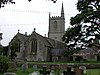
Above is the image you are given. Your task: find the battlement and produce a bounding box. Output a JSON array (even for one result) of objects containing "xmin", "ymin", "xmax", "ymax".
[{"xmin": 50, "ymin": 16, "xmax": 64, "ymax": 20}]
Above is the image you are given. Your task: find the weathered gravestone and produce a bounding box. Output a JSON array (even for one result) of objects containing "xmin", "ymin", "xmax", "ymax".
[
  {"xmin": 74, "ymin": 67, "xmax": 83, "ymax": 75},
  {"xmin": 50, "ymin": 65, "xmax": 59, "ymax": 75},
  {"xmin": 79, "ymin": 66, "xmax": 86, "ymax": 74},
  {"xmin": 21, "ymin": 63, "xmax": 28, "ymax": 72},
  {"xmin": 63, "ymin": 67, "xmax": 75, "ymax": 75},
  {"xmin": 40, "ymin": 66, "xmax": 50, "ymax": 75},
  {"xmin": 50, "ymin": 70, "xmax": 55, "ymax": 75},
  {"xmin": 33, "ymin": 65, "xmax": 37, "ymax": 70}
]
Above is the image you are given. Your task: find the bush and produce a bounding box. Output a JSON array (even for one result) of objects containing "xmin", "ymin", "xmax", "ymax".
[{"xmin": 0, "ymin": 55, "xmax": 9, "ymax": 74}]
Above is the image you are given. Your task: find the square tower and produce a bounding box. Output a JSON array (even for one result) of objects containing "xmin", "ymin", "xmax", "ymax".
[{"xmin": 48, "ymin": 3, "xmax": 65, "ymax": 42}]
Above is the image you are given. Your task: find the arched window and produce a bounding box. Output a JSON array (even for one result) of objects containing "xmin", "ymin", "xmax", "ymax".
[
  {"xmin": 17, "ymin": 40, "xmax": 20, "ymax": 52},
  {"xmin": 31, "ymin": 38, "xmax": 37, "ymax": 54},
  {"xmin": 11, "ymin": 39, "xmax": 20, "ymax": 52},
  {"xmin": 54, "ymin": 21, "xmax": 57, "ymax": 31}
]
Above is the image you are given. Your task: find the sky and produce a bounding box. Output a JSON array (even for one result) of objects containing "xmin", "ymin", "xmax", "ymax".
[{"xmin": 0, "ymin": 0, "xmax": 78, "ymax": 46}]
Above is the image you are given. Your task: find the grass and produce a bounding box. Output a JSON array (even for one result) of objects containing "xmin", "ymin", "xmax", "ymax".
[
  {"xmin": 3, "ymin": 61, "xmax": 100, "ymax": 75},
  {"xmin": 3, "ymin": 67, "xmax": 100, "ymax": 75},
  {"xmin": 15, "ymin": 68, "xmax": 100, "ymax": 75},
  {"xmin": 86, "ymin": 69, "xmax": 100, "ymax": 75},
  {"xmin": 26, "ymin": 61, "xmax": 100, "ymax": 64},
  {"xmin": 15, "ymin": 68, "xmax": 34, "ymax": 75}
]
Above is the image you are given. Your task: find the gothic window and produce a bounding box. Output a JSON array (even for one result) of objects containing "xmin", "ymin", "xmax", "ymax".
[
  {"xmin": 31, "ymin": 38, "xmax": 37, "ymax": 54},
  {"xmin": 54, "ymin": 21, "xmax": 57, "ymax": 31},
  {"xmin": 17, "ymin": 40, "xmax": 20, "ymax": 52},
  {"xmin": 10, "ymin": 39, "xmax": 20, "ymax": 53}
]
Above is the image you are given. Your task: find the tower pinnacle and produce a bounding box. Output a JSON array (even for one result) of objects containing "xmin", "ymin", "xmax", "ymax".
[
  {"xmin": 61, "ymin": 2, "xmax": 64, "ymax": 17},
  {"xmin": 49, "ymin": 12, "xmax": 51, "ymax": 18}
]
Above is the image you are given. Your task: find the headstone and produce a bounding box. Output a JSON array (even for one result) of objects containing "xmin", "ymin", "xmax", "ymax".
[
  {"xmin": 3, "ymin": 72, "xmax": 16, "ymax": 75},
  {"xmin": 21, "ymin": 63, "xmax": 28, "ymax": 72},
  {"xmin": 75, "ymin": 67, "xmax": 83, "ymax": 75},
  {"xmin": 40, "ymin": 66, "xmax": 50, "ymax": 75},
  {"xmin": 79, "ymin": 66, "xmax": 86, "ymax": 74},
  {"xmin": 63, "ymin": 67, "xmax": 75, "ymax": 75},
  {"xmin": 50, "ymin": 70, "xmax": 55, "ymax": 75},
  {"xmin": 55, "ymin": 66, "xmax": 60, "ymax": 75},
  {"xmin": 33, "ymin": 65, "xmax": 37, "ymax": 70}
]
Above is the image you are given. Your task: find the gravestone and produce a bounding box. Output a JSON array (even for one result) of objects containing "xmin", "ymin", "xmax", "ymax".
[
  {"xmin": 40, "ymin": 66, "xmax": 50, "ymax": 75},
  {"xmin": 75, "ymin": 67, "xmax": 83, "ymax": 75},
  {"xmin": 21, "ymin": 63, "xmax": 28, "ymax": 72},
  {"xmin": 33, "ymin": 65, "xmax": 37, "ymax": 70},
  {"xmin": 63, "ymin": 67, "xmax": 75, "ymax": 75},
  {"xmin": 50, "ymin": 70, "xmax": 55, "ymax": 75},
  {"xmin": 79, "ymin": 66, "xmax": 86, "ymax": 74},
  {"xmin": 3, "ymin": 72, "xmax": 16, "ymax": 75}
]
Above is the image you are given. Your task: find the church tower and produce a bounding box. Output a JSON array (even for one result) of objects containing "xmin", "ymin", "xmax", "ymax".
[{"xmin": 48, "ymin": 3, "xmax": 65, "ymax": 42}]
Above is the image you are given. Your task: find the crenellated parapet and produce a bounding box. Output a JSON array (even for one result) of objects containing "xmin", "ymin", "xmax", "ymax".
[{"xmin": 50, "ymin": 16, "xmax": 64, "ymax": 20}]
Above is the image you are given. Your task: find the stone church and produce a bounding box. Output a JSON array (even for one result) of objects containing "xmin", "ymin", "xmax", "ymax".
[{"xmin": 8, "ymin": 3, "xmax": 67, "ymax": 62}]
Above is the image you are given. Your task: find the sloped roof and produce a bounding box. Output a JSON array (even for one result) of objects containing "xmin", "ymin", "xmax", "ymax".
[
  {"xmin": 73, "ymin": 48, "xmax": 98, "ymax": 56},
  {"xmin": 46, "ymin": 37, "xmax": 67, "ymax": 48},
  {"xmin": 52, "ymin": 48, "xmax": 66, "ymax": 56},
  {"xmin": 9, "ymin": 32, "xmax": 29, "ymax": 44},
  {"xmin": 30, "ymin": 31, "xmax": 53, "ymax": 47}
]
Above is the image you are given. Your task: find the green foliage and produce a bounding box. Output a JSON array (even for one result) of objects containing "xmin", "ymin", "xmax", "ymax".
[
  {"xmin": 0, "ymin": 46, "xmax": 3, "ymax": 55},
  {"xmin": 63, "ymin": 0, "xmax": 100, "ymax": 49},
  {"xmin": 2, "ymin": 46, "xmax": 8, "ymax": 56},
  {"xmin": 86, "ymin": 69, "xmax": 100, "ymax": 75},
  {"xmin": 0, "ymin": 55, "xmax": 9, "ymax": 74},
  {"xmin": 10, "ymin": 39, "xmax": 20, "ymax": 60},
  {"xmin": 0, "ymin": 0, "xmax": 57, "ymax": 8},
  {"xmin": 62, "ymin": 25, "xmax": 82, "ymax": 49},
  {"xmin": 0, "ymin": 0, "xmax": 15, "ymax": 8},
  {"xmin": 63, "ymin": 47, "xmax": 81, "ymax": 57},
  {"xmin": 15, "ymin": 67, "xmax": 35, "ymax": 75}
]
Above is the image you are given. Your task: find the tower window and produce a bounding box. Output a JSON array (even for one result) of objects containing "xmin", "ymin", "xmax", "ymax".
[{"xmin": 54, "ymin": 21, "xmax": 57, "ymax": 31}]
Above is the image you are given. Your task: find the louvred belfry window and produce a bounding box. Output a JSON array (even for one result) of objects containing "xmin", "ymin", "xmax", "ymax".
[{"xmin": 54, "ymin": 21, "xmax": 57, "ymax": 31}]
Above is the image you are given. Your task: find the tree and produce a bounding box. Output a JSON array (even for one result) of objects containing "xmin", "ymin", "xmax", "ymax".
[
  {"xmin": 0, "ymin": 55, "xmax": 9, "ymax": 74},
  {"xmin": 63, "ymin": 0, "xmax": 100, "ymax": 50},
  {"xmin": 9, "ymin": 39, "xmax": 20, "ymax": 60},
  {"xmin": 0, "ymin": 45, "xmax": 3, "ymax": 55},
  {"xmin": 3, "ymin": 46, "xmax": 9, "ymax": 57},
  {"xmin": 0, "ymin": 0, "xmax": 57, "ymax": 8},
  {"xmin": 0, "ymin": 0, "xmax": 15, "ymax": 8}
]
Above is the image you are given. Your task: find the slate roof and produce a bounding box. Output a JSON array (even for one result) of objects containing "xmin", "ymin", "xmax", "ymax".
[
  {"xmin": 51, "ymin": 48, "xmax": 66, "ymax": 56},
  {"xmin": 73, "ymin": 48, "xmax": 98, "ymax": 56},
  {"xmin": 9, "ymin": 32, "xmax": 29, "ymax": 44},
  {"xmin": 30, "ymin": 31, "xmax": 53, "ymax": 47}
]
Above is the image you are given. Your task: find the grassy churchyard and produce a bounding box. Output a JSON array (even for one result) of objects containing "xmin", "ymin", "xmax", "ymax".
[
  {"xmin": 14, "ymin": 68, "xmax": 100, "ymax": 75},
  {"xmin": 86, "ymin": 69, "xmax": 100, "ymax": 75},
  {"xmin": 2, "ymin": 62, "xmax": 100, "ymax": 75}
]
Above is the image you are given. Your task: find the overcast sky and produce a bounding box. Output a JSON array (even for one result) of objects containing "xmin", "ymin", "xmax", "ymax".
[{"xmin": 0, "ymin": 0, "xmax": 78, "ymax": 46}]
